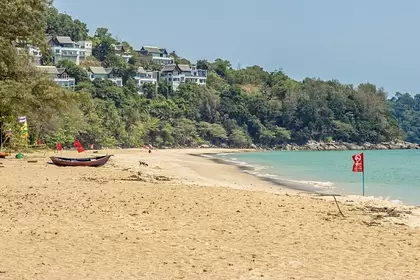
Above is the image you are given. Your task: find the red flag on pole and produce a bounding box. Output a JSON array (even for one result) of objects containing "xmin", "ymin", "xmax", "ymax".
[{"xmin": 352, "ymin": 153, "xmax": 364, "ymax": 172}]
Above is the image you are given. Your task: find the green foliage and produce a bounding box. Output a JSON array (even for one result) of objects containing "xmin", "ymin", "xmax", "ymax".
[
  {"xmin": 45, "ymin": 7, "xmax": 89, "ymax": 41},
  {"xmin": 196, "ymin": 60, "xmax": 210, "ymax": 70},
  {"xmin": 92, "ymin": 28, "xmax": 117, "ymax": 61},
  {"xmin": 389, "ymin": 93, "xmax": 420, "ymax": 143},
  {"xmin": 170, "ymin": 51, "xmax": 190, "ymax": 65},
  {"xmin": 229, "ymin": 128, "xmax": 250, "ymax": 147},
  {"xmin": 0, "ymin": 0, "xmax": 48, "ymax": 44}
]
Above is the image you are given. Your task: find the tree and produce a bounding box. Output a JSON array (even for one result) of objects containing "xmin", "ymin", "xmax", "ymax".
[
  {"xmin": 143, "ymin": 83, "xmax": 156, "ymax": 99},
  {"xmin": 196, "ymin": 59, "xmax": 210, "ymax": 70},
  {"xmin": 93, "ymin": 38, "xmax": 116, "ymax": 61},
  {"xmin": 229, "ymin": 128, "xmax": 250, "ymax": 147},
  {"xmin": 92, "ymin": 27, "xmax": 117, "ymax": 61},
  {"xmin": 170, "ymin": 51, "xmax": 191, "ymax": 65},
  {"xmin": 0, "ymin": 0, "xmax": 48, "ymax": 44},
  {"xmin": 210, "ymin": 59, "xmax": 231, "ymax": 78},
  {"xmin": 45, "ymin": 7, "xmax": 89, "ymax": 41}
]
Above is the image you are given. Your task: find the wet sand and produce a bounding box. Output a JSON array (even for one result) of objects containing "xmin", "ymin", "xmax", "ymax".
[{"xmin": 1, "ymin": 148, "xmax": 420, "ymax": 279}]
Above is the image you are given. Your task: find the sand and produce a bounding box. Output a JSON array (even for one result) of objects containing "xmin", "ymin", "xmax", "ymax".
[{"xmin": 1, "ymin": 148, "xmax": 420, "ymax": 279}]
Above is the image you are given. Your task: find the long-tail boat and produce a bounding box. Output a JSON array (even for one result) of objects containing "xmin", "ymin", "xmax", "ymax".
[{"xmin": 49, "ymin": 155, "xmax": 112, "ymax": 167}]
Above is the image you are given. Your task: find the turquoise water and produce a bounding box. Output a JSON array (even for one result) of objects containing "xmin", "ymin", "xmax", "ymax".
[{"xmin": 215, "ymin": 150, "xmax": 420, "ymax": 205}]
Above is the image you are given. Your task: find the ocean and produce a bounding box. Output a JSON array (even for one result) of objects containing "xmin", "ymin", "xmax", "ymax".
[{"xmin": 214, "ymin": 150, "xmax": 420, "ymax": 205}]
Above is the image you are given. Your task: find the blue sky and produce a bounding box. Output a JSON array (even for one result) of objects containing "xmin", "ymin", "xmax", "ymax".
[{"xmin": 54, "ymin": 0, "xmax": 420, "ymax": 95}]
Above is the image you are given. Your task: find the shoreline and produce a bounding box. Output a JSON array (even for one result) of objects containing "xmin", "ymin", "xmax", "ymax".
[
  {"xmin": 199, "ymin": 153, "xmax": 321, "ymax": 194},
  {"xmin": 190, "ymin": 149, "xmax": 420, "ymax": 227}
]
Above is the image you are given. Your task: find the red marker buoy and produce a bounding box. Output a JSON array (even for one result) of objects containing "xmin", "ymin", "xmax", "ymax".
[{"xmin": 148, "ymin": 150, "xmax": 151, "ymax": 154}]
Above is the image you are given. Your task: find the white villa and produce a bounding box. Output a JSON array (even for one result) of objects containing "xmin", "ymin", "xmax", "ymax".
[
  {"xmin": 36, "ymin": 66, "xmax": 75, "ymax": 90},
  {"xmin": 137, "ymin": 46, "xmax": 174, "ymax": 65},
  {"xmin": 161, "ymin": 64, "xmax": 207, "ymax": 91},
  {"xmin": 135, "ymin": 67, "xmax": 158, "ymax": 86},
  {"xmin": 46, "ymin": 36, "xmax": 92, "ymax": 65}
]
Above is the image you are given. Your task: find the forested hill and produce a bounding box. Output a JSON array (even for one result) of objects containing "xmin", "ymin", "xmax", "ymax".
[{"xmin": 0, "ymin": 0, "xmax": 418, "ymax": 149}]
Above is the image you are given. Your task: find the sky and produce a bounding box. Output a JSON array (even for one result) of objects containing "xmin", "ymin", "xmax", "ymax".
[{"xmin": 54, "ymin": 0, "xmax": 420, "ymax": 95}]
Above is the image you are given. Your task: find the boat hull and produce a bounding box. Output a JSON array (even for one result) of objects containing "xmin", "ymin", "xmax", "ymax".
[{"xmin": 50, "ymin": 155, "xmax": 112, "ymax": 167}]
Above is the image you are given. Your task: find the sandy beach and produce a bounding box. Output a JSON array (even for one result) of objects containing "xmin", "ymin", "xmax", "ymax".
[{"xmin": 1, "ymin": 148, "xmax": 420, "ymax": 279}]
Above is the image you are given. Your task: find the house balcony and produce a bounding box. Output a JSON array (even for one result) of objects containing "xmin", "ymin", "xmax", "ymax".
[
  {"xmin": 185, "ymin": 76, "xmax": 206, "ymax": 85},
  {"xmin": 151, "ymin": 56, "xmax": 174, "ymax": 65},
  {"xmin": 109, "ymin": 77, "xmax": 123, "ymax": 87},
  {"xmin": 165, "ymin": 74, "xmax": 206, "ymax": 85},
  {"xmin": 54, "ymin": 78, "xmax": 76, "ymax": 90},
  {"xmin": 135, "ymin": 77, "xmax": 157, "ymax": 85}
]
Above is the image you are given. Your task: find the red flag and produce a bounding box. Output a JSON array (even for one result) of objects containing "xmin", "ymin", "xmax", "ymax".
[{"xmin": 352, "ymin": 153, "xmax": 364, "ymax": 172}]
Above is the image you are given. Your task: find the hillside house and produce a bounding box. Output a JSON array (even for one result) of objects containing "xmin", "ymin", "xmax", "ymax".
[
  {"xmin": 137, "ymin": 46, "xmax": 173, "ymax": 65},
  {"xmin": 46, "ymin": 36, "xmax": 91, "ymax": 65},
  {"xmin": 134, "ymin": 67, "xmax": 158, "ymax": 93},
  {"xmin": 161, "ymin": 64, "xmax": 207, "ymax": 90},
  {"xmin": 87, "ymin": 67, "xmax": 123, "ymax": 87},
  {"xmin": 36, "ymin": 66, "xmax": 75, "ymax": 90},
  {"xmin": 113, "ymin": 43, "xmax": 133, "ymax": 63},
  {"xmin": 135, "ymin": 67, "xmax": 158, "ymax": 85}
]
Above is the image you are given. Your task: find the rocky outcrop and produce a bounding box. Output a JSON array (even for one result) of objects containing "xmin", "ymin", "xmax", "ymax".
[{"xmin": 272, "ymin": 140, "xmax": 420, "ymax": 151}]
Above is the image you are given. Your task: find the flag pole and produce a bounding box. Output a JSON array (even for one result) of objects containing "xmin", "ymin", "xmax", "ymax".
[{"xmin": 362, "ymin": 170, "xmax": 365, "ymax": 196}]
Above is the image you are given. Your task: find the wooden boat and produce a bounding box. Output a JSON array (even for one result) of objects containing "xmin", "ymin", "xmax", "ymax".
[{"xmin": 49, "ymin": 155, "xmax": 112, "ymax": 167}]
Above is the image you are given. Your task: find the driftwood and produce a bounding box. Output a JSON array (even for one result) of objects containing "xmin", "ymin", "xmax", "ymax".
[{"xmin": 318, "ymin": 193, "xmax": 345, "ymax": 217}]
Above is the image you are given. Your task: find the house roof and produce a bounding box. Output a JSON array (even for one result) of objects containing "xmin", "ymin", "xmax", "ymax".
[
  {"xmin": 141, "ymin": 46, "xmax": 161, "ymax": 54},
  {"xmin": 113, "ymin": 43, "xmax": 125, "ymax": 52},
  {"xmin": 56, "ymin": 36, "xmax": 74, "ymax": 44},
  {"xmin": 137, "ymin": 67, "xmax": 146, "ymax": 74},
  {"xmin": 89, "ymin": 67, "xmax": 110, "ymax": 75},
  {"xmin": 178, "ymin": 64, "xmax": 191, "ymax": 72},
  {"xmin": 159, "ymin": 48, "xmax": 168, "ymax": 54},
  {"xmin": 37, "ymin": 66, "xmax": 59, "ymax": 75},
  {"xmin": 56, "ymin": 68, "xmax": 67, "ymax": 75},
  {"xmin": 162, "ymin": 64, "xmax": 179, "ymax": 72}
]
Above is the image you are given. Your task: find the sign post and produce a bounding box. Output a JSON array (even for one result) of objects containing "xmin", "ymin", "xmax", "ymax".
[{"xmin": 352, "ymin": 153, "xmax": 365, "ymax": 196}]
